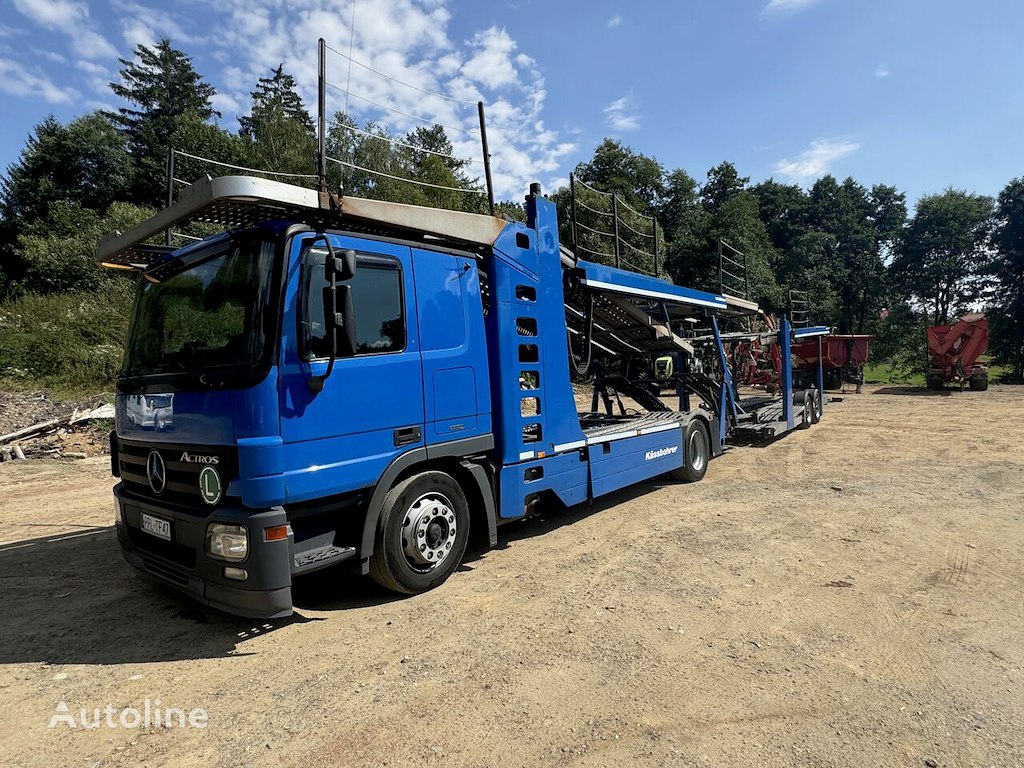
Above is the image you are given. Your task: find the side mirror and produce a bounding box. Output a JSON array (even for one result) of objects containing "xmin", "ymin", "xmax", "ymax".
[
  {"xmin": 307, "ymin": 241, "xmax": 356, "ymax": 394},
  {"xmin": 326, "ymin": 248, "xmax": 356, "ymax": 282},
  {"xmin": 323, "ymin": 284, "xmax": 357, "ymax": 358}
]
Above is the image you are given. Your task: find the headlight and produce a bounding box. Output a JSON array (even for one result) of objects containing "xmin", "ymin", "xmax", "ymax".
[{"xmin": 206, "ymin": 523, "xmax": 248, "ymax": 562}]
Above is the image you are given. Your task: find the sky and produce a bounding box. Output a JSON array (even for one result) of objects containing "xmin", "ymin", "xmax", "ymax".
[{"xmin": 2, "ymin": 0, "xmax": 1024, "ymax": 206}]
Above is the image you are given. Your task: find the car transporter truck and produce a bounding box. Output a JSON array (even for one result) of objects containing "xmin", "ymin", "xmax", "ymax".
[{"xmin": 96, "ymin": 175, "xmax": 829, "ymax": 618}]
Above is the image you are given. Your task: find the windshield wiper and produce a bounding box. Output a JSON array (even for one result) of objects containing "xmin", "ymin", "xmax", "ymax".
[
  {"xmin": 116, "ymin": 370, "xmax": 146, "ymax": 394},
  {"xmin": 170, "ymin": 359, "xmax": 211, "ymax": 385}
]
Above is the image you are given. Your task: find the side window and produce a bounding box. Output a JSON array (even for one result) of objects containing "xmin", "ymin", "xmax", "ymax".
[{"xmin": 300, "ymin": 245, "xmax": 406, "ymax": 359}]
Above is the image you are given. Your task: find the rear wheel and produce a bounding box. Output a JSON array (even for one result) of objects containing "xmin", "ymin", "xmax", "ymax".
[
  {"xmin": 369, "ymin": 471, "xmax": 470, "ymax": 594},
  {"xmin": 798, "ymin": 393, "xmax": 813, "ymax": 429},
  {"xmin": 969, "ymin": 373, "xmax": 988, "ymax": 391},
  {"xmin": 926, "ymin": 375, "xmax": 945, "ymax": 391},
  {"xmin": 810, "ymin": 389, "xmax": 822, "ymax": 424},
  {"xmin": 671, "ymin": 420, "xmax": 710, "ymax": 483}
]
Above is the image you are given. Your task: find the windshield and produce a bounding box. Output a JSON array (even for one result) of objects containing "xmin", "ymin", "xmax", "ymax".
[{"xmin": 123, "ymin": 235, "xmax": 279, "ymax": 378}]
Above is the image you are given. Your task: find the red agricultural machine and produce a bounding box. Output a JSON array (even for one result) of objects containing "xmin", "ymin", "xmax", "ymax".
[
  {"xmin": 926, "ymin": 313, "xmax": 989, "ymax": 391},
  {"xmin": 791, "ymin": 334, "xmax": 874, "ymax": 392}
]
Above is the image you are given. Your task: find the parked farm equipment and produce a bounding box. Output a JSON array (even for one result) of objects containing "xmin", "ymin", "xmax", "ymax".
[
  {"xmin": 926, "ymin": 313, "xmax": 989, "ymax": 391},
  {"xmin": 792, "ymin": 334, "xmax": 874, "ymax": 393}
]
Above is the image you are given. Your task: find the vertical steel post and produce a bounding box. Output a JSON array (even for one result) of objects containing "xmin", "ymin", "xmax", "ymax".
[
  {"xmin": 478, "ymin": 102, "xmax": 495, "ymax": 215},
  {"xmin": 711, "ymin": 315, "xmax": 736, "ymax": 445},
  {"xmin": 611, "ymin": 193, "xmax": 621, "ymax": 269},
  {"xmin": 780, "ymin": 317, "xmax": 793, "ymax": 429},
  {"xmin": 652, "ymin": 218, "xmax": 659, "ymax": 277},
  {"xmin": 569, "ymin": 173, "xmax": 579, "ymax": 251},
  {"xmin": 817, "ymin": 335, "xmax": 825, "ymax": 411},
  {"xmin": 744, "ymin": 249, "xmax": 749, "ymax": 301},
  {"xmin": 164, "ymin": 146, "xmax": 174, "ymax": 246},
  {"xmin": 318, "ymin": 38, "xmax": 328, "ymax": 195},
  {"xmin": 718, "ymin": 240, "xmax": 724, "ymax": 294}
]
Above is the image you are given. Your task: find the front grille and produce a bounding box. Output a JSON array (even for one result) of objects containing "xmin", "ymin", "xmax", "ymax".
[
  {"xmin": 118, "ymin": 439, "xmax": 238, "ymax": 509},
  {"xmin": 140, "ymin": 555, "xmax": 190, "ymax": 586},
  {"xmin": 127, "ymin": 526, "xmax": 197, "ymax": 569}
]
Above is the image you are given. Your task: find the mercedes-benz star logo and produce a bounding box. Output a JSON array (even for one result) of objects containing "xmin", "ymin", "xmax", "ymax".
[{"xmin": 147, "ymin": 450, "xmax": 166, "ymax": 495}]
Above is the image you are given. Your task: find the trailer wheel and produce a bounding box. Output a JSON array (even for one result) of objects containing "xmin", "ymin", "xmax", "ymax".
[
  {"xmin": 926, "ymin": 376, "xmax": 945, "ymax": 391},
  {"xmin": 671, "ymin": 420, "xmax": 709, "ymax": 483},
  {"xmin": 368, "ymin": 471, "xmax": 470, "ymax": 595},
  {"xmin": 969, "ymin": 373, "xmax": 988, "ymax": 391},
  {"xmin": 810, "ymin": 389, "xmax": 822, "ymax": 424},
  {"xmin": 798, "ymin": 393, "xmax": 813, "ymax": 429}
]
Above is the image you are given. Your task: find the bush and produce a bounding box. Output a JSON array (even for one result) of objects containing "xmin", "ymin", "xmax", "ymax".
[{"xmin": 0, "ymin": 280, "xmax": 134, "ymax": 391}]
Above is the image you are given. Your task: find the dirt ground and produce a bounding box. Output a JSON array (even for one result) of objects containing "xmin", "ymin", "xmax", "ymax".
[{"xmin": 0, "ymin": 385, "xmax": 1021, "ymax": 768}]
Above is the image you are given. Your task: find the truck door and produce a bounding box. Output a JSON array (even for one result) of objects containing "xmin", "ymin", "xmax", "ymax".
[
  {"xmin": 278, "ymin": 234, "xmax": 424, "ymax": 503},
  {"xmin": 411, "ymin": 247, "xmax": 491, "ymax": 446}
]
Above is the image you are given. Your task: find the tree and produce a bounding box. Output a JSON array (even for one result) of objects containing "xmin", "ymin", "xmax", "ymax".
[
  {"xmin": 989, "ymin": 178, "xmax": 1024, "ymax": 379},
  {"xmin": 664, "ymin": 162, "xmax": 780, "ymax": 309},
  {"xmin": 891, "ymin": 189, "xmax": 993, "ymax": 325},
  {"xmin": 15, "ymin": 200, "xmax": 154, "ymax": 295},
  {"xmin": 240, "ymin": 65, "xmax": 316, "ymax": 181},
  {"xmin": 108, "ymin": 39, "xmax": 218, "ymax": 206},
  {"xmin": 401, "ymin": 125, "xmax": 484, "ymax": 212},
  {"xmin": 1, "ymin": 112, "xmax": 131, "ymax": 225},
  {"xmin": 552, "ymin": 139, "xmax": 666, "ymax": 274},
  {"xmin": 0, "ymin": 112, "xmax": 132, "ymax": 295}
]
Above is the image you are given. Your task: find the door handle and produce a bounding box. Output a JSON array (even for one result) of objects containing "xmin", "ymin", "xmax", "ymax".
[{"xmin": 393, "ymin": 426, "xmax": 422, "ymax": 447}]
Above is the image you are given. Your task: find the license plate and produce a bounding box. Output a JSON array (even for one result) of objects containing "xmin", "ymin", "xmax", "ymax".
[{"xmin": 140, "ymin": 513, "xmax": 172, "ymax": 541}]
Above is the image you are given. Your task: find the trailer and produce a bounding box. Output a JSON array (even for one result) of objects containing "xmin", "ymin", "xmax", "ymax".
[
  {"xmin": 96, "ymin": 175, "xmax": 829, "ymax": 618},
  {"xmin": 792, "ymin": 334, "xmax": 874, "ymax": 393},
  {"xmin": 926, "ymin": 313, "xmax": 989, "ymax": 391}
]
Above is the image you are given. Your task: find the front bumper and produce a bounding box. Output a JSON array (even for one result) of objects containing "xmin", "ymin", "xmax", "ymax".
[{"xmin": 113, "ymin": 483, "xmax": 294, "ymax": 619}]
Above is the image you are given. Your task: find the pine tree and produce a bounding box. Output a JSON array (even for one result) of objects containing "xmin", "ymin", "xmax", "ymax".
[
  {"xmin": 240, "ymin": 65, "xmax": 316, "ymax": 180},
  {"xmin": 108, "ymin": 39, "xmax": 218, "ymax": 206}
]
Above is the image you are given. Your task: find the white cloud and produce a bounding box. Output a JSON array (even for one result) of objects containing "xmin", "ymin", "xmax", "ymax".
[
  {"xmin": 113, "ymin": 0, "xmax": 198, "ymax": 50},
  {"xmin": 0, "ymin": 58, "xmax": 78, "ymax": 103},
  {"xmin": 875, "ymin": 64, "xmax": 890, "ymax": 79},
  {"xmin": 774, "ymin": 138, "xmax": 860, "ymax": 183},
  {"xmin": 200, "ymin": 0, "xmax": 575, "ymax": 199},
  {"xmin": 607, "ymin": 15, "xmax": 622, "ymax": 28},
  {"xmin": 604, "ymin": 95, "xmax": 640, "ymax": 131},
  {"xmin": 463, "ymin": 27, "xmax": 518, "ymax": 90},
  {"xmin": 762, "ymin": 0, "xmax": 821, "ymax": 14},
  {"xmin": 11, "ymin": 0, "xmax": 87, "ymax": 30},
  {"xmin": 11, "ymin": 0, "xmax": 117, "ymax": 59}
]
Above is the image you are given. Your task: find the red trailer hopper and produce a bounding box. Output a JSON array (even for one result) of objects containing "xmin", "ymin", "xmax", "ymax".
[
  {"xmin": 791, "ymin": 334, "xmax": 874, "ymax": 392},
  {"xmin": 926, "ymin": 313, "xmax": 988, "ymax": 391}
]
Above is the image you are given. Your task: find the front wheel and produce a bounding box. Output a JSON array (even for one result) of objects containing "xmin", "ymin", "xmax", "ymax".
[
  {"xmin": 369, "ymin": 471, "xmax": 470, "ymax": 594},
  {"xmin": 671, "ymin": 420, "xmax": 710, "ymax": 483}
]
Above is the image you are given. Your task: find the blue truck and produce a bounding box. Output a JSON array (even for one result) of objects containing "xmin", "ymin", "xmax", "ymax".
[{"xmin": 96, "ymin": 175, "xmax": 828, "ymax": 618}]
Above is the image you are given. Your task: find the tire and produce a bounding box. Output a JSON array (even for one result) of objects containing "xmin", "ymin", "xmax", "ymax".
[
  {"xmin": 368, "ymin": 471, "xmax": 470, "ymax": 595},
  {"xmin": 926, "ymin": 376, "xmax": 945, "ymax": 391},
  {"xmin": 969, "ymin": 374, "xmax": 988, "ymax": 391},
  {"xmin": 798, "ymin": 393, "xmax": 813, "ymax": 429},
  {"xmin": 810, "ymin": 388, "xmax": 822, "ymax": 424},
  {"xmin": 671, "ymin": 420, "xmax": 710, "ymax": 483}
]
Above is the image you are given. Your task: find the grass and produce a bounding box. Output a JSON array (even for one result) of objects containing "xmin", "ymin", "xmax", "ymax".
[{"xmin": 863, "ymin": 362, "xmax": 925, "ymax": 386}]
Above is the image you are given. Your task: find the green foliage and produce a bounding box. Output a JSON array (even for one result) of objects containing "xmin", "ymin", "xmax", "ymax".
[
  {"xmin": 240, "ymin": 65, "xmax": 316, "ymax": 182},
  {"xmin": 14, "ymin": 201, "xmax": 154, "ymax": 296},
  {"xmin": 108, "ymin": 39, "xmax": 219, "ymax": 206},
  {"xmin": 0, "ymin": 280, "xmax": 134, "ymax": 389},
  {"xmin": 987, "ymin": 179, "xmax": 1024, "ymax": 378},
  {"xmin": 1, "ymin": 112, "xmax": 131, "ymax": 225},
  {"xmin": 891, "ymin": 188, "xmax": 993, "ymax": 325},
  {"xmin": 325, "ymin": 112, "xmax": 485, "ymax": 212}
]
